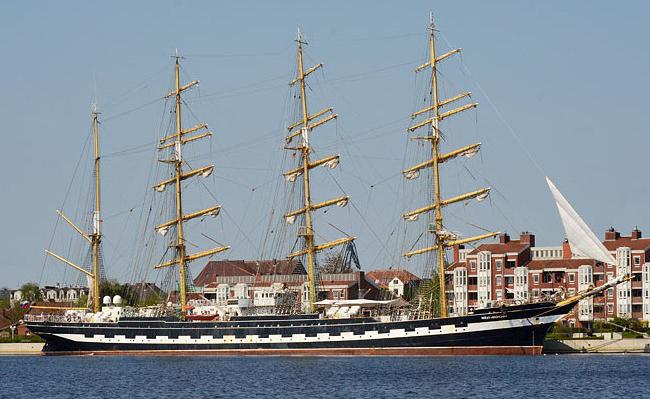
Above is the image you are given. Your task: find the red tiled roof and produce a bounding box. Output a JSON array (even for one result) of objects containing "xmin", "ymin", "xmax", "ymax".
[
  {"xmin": 527, "ymin": 258, "xmax": 596, "ymax": 270},
  {"xmin": 468, "ymin": 241, "xmax": 529, "ymax": 255},
  {"xmin": 602, "ymin": 237, "xmax": 650, "ymax": 251},
  {"xmin": 168, "ymin": 291, "xmax": 207, "ymax": 303},
  {"xmin": 194, "ymin": 259, "xmax": 305, "ymax": 287},
  {"xmin": 366, "ymin": 269, "xmax": 421, "ymax": 288},
  {"xmin": 25, "ymin": 302, "xmax": 78, "ymax": 315},
  {"xmin": 0, "ymin": 311, "xmax": 11, "ymax": 330}
]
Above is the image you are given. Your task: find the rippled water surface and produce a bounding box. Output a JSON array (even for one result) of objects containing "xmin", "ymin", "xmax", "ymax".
[{"xmin": 1, "ymin": 354, "xmax": 649, "ymax": 398}]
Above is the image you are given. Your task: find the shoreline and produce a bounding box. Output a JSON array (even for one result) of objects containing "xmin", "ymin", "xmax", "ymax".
[
  {"xmin": 3, "ymin": 340, "xmax": 650, "ymax": 356},
  {"xmin": 0, "ymin": 343, "xmax": 44, "ymax": 355},
  {"xmin": 544, "ymin": 338, "xmax": 650, "ymax": 354}
]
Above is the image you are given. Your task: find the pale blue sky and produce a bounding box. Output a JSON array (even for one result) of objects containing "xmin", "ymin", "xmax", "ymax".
[{"xmin": 2, "ymin": 1, "xmax": 649, "ymax": 288}]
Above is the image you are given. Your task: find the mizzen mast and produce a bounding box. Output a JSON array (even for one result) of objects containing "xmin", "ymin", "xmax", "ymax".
[
  {"xmin": 402, "ymin": 15, "xmax": 499, "ymax": 317},
  {"xmin": 90, "ymin": 108, "xmax": 102, "ymax": 313},
  {"xmin": 284, "ymin": 29, "xmax": 355, "ymax": 311},
  {"xmin": 153, "ymin": 54, "xmax": 229, "ymax": 318},
  {"xmin": 45, "ymin": 107, "xmax": 104, "ymax": 313}
]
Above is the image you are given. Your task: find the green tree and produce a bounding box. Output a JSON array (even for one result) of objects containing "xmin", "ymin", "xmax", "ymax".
[
  {"xmin": 413, "ymin": 278, "xmax": 442, "ymax": 317},
  {"xmin": 99, "ymin": 280, "xmax": 139, "ymax": 306},
  {"xmin": 19, "ymin": 283, "xmax": 41, "ymax": 303},
  {"xmin": 76, "ymin": 292, "xmax": 89, "ymax": 307},
  {"xmin": 320, "ymin": 251, "xmax": 352, "ymax": 274},
  {"xmin": 5, "ymin": 304, "xmax": 28, "ymax": 325}
]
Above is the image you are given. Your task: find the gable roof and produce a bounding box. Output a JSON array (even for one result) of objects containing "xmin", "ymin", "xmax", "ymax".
[
  {"xmin": 194, "ymin": 259, "xmax": 305, "ymax": 287},
  {"xmin": 366, "ymin": 269, "xmax": 421, "ymax": 288}
]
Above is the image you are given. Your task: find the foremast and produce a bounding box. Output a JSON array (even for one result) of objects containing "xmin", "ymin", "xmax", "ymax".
[
  {"xmin": 153, "ymin": 54, "xmax": 229, "ymax": 318},
  {"xmin": 403, "ymin": 15, "xmax": 499, "ymax": 317},
  {"xmin": 45, "ymin": 108, "xmax": 103, "ymax": 313},
  {"xmin": 284, "ymin": 29, "xmax": 355, "ymax": 311}
]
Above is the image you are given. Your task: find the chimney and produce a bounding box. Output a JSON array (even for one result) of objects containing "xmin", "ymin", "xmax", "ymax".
[
  {"xmin": 562, "ymin": 239, "xmax": 572, "ymax": 259},
  {"xmin": 499, "ymin": 233, "xmax": 510, "ymax": 244},
  {"xmin": 631, "ymin": 227, "xmax": 642, "ymax": 240},
  {"xmin": 604, "ymin": 227, "xmax": 620, "ymax": 241},
  {"xmin": 519, "ymin": 231, "xmax": 535, "ymax": 247},
  {"xmin": 453, "ymin": 244, "xmax": 465, "ymax": 264}
]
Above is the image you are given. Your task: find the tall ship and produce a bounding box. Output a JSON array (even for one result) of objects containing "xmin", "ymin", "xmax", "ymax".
[{"xmin": 25, "ymin": 17, "xmax": 625, "ymax": 355}]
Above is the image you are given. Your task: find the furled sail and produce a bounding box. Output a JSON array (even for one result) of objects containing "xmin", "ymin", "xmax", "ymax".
[{"xmin": 546, "ymin": 177, "xmax": 616, "ymax": 265}]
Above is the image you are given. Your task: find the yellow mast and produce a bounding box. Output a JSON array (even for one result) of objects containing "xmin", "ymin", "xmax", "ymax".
[
  {"xmin": 403, "ymin": 15, "xmax": 499, "ymax": 318},
  {"xmin": 296, "ymin": 32, "xmax": 317, "ymax": 311},
  {"xmin": 427, "ymin": 15, "xmax": 446, "ymax": 318},
  {"xmin": 152, "ymin": 53, "xmax": 229, "ymax": 319},
  {"xmin": 91, "ymin": 108, "xmax": 102, "ymax": 313},
  {"xmin": 284, "ymin": 29, "xmax": 355, "ymax": 312},
  {"xmin": 45, "ymin": 109, "xmax": 104, "ymax": 313},
  {"xmin": 172, "ymin": 55, "xmax": 188, "ymax": 316}
]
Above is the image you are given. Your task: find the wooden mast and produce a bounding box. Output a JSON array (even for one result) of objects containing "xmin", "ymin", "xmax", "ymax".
[
  {"xmin": 172, "ymin": 55, "xmax": 189, "ymax": 316},
  {"xmin": 45, "ymin": 108, "xmax": 104, "ymax": 313},
  {"xmin": 91, "ymin": 107, "xmax": 102, "ymax": 313},
  {"xmin": 403, "ymin": 14, "xmax": 499, "ymax": 317},
  {"xmin": 296, "ymin": 30, "xmax": 317, "ymax": 312},
  {"xmin": 284, "ymin": 29, "xmax": 355, "ymax": 312},
  {"xmin": 152, "ymin": 52, "xmax": 229, "ymax": 319}
]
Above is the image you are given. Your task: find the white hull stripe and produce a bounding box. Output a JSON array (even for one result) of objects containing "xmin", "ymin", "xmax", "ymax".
[{"xmin": 53, "ymin": 315, "xmax": 561, "ymax": 346}]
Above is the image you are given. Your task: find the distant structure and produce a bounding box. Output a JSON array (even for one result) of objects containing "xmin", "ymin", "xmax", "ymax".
[
  {"xmin": 193, "ymin": 259, "xmax": 380, "ymax": 312},
  {"xmin": 447, "ymin": 228, "xmax": 650, "ymax": 327},
  {"xmin": 11, "ymin": 285, "xmax": 87, "ymax": 305},
  {"xmin": 366, "ymin": 269, "xmax": 422, "ymax": 298}
]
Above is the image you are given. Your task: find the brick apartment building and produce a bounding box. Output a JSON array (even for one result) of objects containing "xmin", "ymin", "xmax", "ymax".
[
  {"xmin": 447, "ymin": 228, "xmax": 650, "ymax": 327},
  {"xmin": 192, "ymin": 259, "xmax": 380, "ymax": 312}
]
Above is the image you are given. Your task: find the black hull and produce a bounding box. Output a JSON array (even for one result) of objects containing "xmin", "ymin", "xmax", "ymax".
[{"xmin": 26, "ymin": 301, "xmax": 573, "ymax": 355}]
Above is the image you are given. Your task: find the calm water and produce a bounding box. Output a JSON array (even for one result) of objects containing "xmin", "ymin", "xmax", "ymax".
[{"xmin": 1, "ymin": 355, "xmax": 649, "ymax": 398}]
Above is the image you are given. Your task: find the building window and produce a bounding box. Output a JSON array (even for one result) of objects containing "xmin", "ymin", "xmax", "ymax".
[
  {"xmin": 608, "ymin": 288, "xmax": 613, "ymax": 298},
  {"xmin": 568, "ymin": 273, "xmax": 575, "ymax": 284},
  {"xmin": 607, "ymin": 303, "xmax": 614, "ymax": 313},
  {"xmin": 495, "ymin": 260, "xmax": 502, "ymax": 271},
  {"xmin": 533, "ymin": 274, "xmax": 539, "ymax": 285},
  {"xmin": 495, "ymin": 275, "xmax": 502, "ymax": 286},
  {"xmin": 470, "ymin": 261, "xmax": 476, "ymax": 271},
  {"xmin": 496, "ymin": 290, "xmax": 503, "ymax": 301},
  {"xmin": 532, "ymin": 289, "xmax": 539, "ymax": 298},
  {"xmin": 634, "ymin": 256, "xmax": 641, "ymax": 266}
]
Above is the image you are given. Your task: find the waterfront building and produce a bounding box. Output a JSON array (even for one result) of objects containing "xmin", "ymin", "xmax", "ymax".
[
  {"xmin": 365, "ymin": 269, "xmax": 422, "ymax": 298},
  {"xmin": 10, "ymin": 285, "xmax": 88, "ymax": 305},
  {"xmin": 193, "ymin": 259, "xmax": 380, "ymax": 312},
  {"xmin": 447, "ymin": 228, "xmax": 650, "ymax": 327}
]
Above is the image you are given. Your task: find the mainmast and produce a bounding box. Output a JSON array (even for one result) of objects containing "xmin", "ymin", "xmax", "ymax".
[
  {"xmin": 45, "ymin": 108, "xmax": 104, "ymax": 313},
  {"xmin": 153, "ymin": 54, "xmax": 229, "ymax": 318},
  {"xmin": 284, "ymin": 29, "xmax": 355, "ymax": 311},
  {"xmin": 402, "ymin": 15, "xmax": 499, "ymax": 317}
]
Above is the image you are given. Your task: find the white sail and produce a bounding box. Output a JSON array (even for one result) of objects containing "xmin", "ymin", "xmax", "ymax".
[{"xmin": 546, "ymin": 177, "xmax": 616, "ymax": 265}]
